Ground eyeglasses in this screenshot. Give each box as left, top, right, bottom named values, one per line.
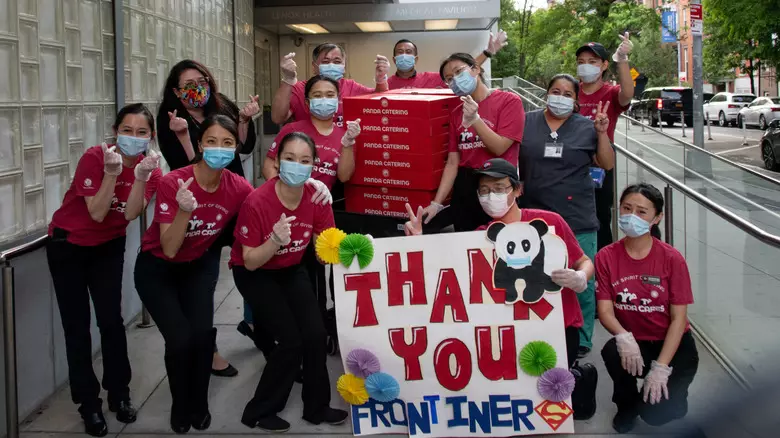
left=444, top=66, right=472, bottom=86
left=179, top=77, right=210, bottom=89
left=477, top=185, right=513, bottom=197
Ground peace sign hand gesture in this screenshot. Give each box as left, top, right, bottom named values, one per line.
left=168, top=110, right=188, bottom=134
left=404, top=203, right=424, bottom=236
left=175, top=177, right=198, bottom=212
left=612, top=32, right=633, bottom=63
left=240, top=95, right=261, bottom=122
left=594, top=100, right=611, bottom=134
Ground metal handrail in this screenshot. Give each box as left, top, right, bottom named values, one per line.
left=0, top=234, right=49, bottom=264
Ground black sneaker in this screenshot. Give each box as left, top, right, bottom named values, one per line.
left=81, top=411, right=108, bottom=437
left=108, top=400, right=137, bottom=424
left=248, top=415, right=291, bottom=433
left=571, top=361, right=598, bottom=420
left=191, top=411, right=212, bottom=430
left=211, top=363, right=238, bottom=377
left=304, top=407, right=349, bottom=425
left=577, top=346, right=591, bottom=359
left=612, top=409, right=638, bottom=434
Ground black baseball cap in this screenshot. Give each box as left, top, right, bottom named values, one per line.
left=474, top=158, right=521, bottom=186
left=576, top=42, right=609, bottom=61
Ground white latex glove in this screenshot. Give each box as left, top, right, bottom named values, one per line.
left=239, top=95, right=261, bottom=122
left=374, top=55, right=390, bottom=84
left=486, top=29, right=508, bottom=55
left=460, top=96, right=480, bottom=128
left=102, top=143, right=123, bottom=176
left=342, top=118, right=361, bottom=148
left=615, top=332, right=644, bottom=377
left=551, top=269, right=588, bottom=293
left=168, top=110, right=188, bottom=135
left=271, top=213, right=296, bottom=246
left=404, top=203, right=424, bottom=236
left=612, top=32, right=633, bottom=63
left=281, top=52, right=298, bottom=86
left=643, top=361, right=672, bottom=405
left=175, top=177, right=198, bottom=213
left=305, top=178, right=333, bottom=205
left=421, top=202, right=444, bottom=225
left=134, top=150, right=160, bottom=182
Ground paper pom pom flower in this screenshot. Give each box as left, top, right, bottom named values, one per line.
left=518, top=341, right=557, bottom=376
left=316, top=227, right=347, bottom=264
left=537, top=368, right=576, bottom=402
left=365, top=372, right=400, bottom=403
left=339, top=234, right=375, bottom=269
left=346, top=349, right=381, bottom=379
left=337, top=374, right=369, bottom=406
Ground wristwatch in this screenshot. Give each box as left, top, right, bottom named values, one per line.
left=483, top=50, right=493, bottom=58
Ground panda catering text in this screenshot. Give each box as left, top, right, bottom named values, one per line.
left=362, top=108, right=409, bottom=116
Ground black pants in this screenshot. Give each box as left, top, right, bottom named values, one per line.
left=601, top=331, right=699, bottom=426
left=233, top=265, right=330, bottom=423
left=565, top=326, right=579, bottom=368
left=452, top=167, right=491, bottom=232
left=134, top=250, right=220, bottom=418
left=46, top=234, right=131, bottom=414
left=595, top=169, right=614, bottom=251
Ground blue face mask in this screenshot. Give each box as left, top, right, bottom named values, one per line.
left=506, top=255, right=532, bottom=268
left=279, top=160, right=312, bottom=187
left=202, top=147, right=235, bottom=170
left=318, top=63, right=345, bottom=81
left=309, top=98, right=338, bottom=120
left=450, top=69, right=478, bottom=96
left=116, top=134, right=150, bottom=157
left=618, top=214, right=651, bottom=238
left=395, top=54, right=416, bottom=72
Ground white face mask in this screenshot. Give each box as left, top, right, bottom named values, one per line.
left=478, top=192, right=513, bottom=218
left=577, top=63, right=602, bottom=83
left=547, top=94, right=575, bottom=118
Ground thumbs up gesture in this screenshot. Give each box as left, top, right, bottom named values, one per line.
left=281, top=52, right=298, bottom=85
left=102, top=142, right=123, bottom=176
left=168, top=110, right=188, bottom=134
left=342, top=118, right=361, bottom=147
left=240, top=95, right=261, bottom=122
left=134, top=149, right=160, bottom=182
left=270, top=213, right=296, bottom=246
left=175, top=177, right=198, bottom=212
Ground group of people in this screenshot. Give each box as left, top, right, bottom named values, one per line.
left=44, top=30, right=698, bottom=438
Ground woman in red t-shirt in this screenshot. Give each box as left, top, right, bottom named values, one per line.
left=421, top=53, right=526, bottom=232
left=596, top=183, right=698, bottom=433
left=46, top=103, right=161, bottom=436
left=134, top=115, right=253, bottom=434
left=231, top=132, right=346, bottom=433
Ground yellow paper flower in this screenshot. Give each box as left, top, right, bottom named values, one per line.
left=337, top=373, right=369, bottom=406
left=316, top=227, right=347, bottom=264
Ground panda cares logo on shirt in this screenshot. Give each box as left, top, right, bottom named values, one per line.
left=613, top=284, right=666, bottom=314
left=83, top=178, right=93, bottom=188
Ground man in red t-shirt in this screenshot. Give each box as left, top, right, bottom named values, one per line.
left=575, top=36, right=634, bottom=251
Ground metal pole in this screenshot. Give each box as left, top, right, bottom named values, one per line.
left=706, top=112, right=713, bottom=140
left=741, top=117, right=749, bottom=146
left=677, top=40, right=682, bottom=86
left=137, top=209, right=153, bottom=329
left=691, top=0, right=705, bottom=150
left=681, top=111, right=686, bottom=137
left=664, top=185, right=674, bottom=246
left=2, top=264, right=19, bottom=438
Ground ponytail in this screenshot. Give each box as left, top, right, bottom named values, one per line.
left=650, top=224, right=662, bottom=240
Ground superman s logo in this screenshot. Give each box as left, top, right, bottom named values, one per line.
left=534, top=400, right=573, bottom=431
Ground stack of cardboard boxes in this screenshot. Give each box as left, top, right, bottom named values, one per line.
left=343, top=90, right=460, bottom=219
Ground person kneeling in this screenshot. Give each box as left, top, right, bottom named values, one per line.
left=231, top=132, right=348, bottom=433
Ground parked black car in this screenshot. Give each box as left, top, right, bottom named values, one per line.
left=630, top=86, right=693, bottom=127
left=760, top=118, right=780, bottom=171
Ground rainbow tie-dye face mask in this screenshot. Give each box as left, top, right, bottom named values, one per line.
left=179, top=83, right=210, bottom=108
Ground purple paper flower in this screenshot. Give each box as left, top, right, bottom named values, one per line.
left=346, top=349, right=381, bottom=378
left=537, top=368, right=576, bottom=402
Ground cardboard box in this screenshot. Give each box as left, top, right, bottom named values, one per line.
left=351, top=165, right=443, bottom=191
left=345, top=185, right=441, bottom=219
left=356, top=149, right=448, bottom=172
left=357, top=132, right=449, bottom=155
left=384, top=88, right=456, bottom=96
left=360, top=114, right=450, bottom=138
left=343, top=93, right=459, bottom=120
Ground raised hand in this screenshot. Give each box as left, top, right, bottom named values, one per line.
left=375, top=55, right=390, bottom=83
left=594, top=100, right=611, bottom=133
left=612, top=32, right=633, bottom=62
left=281, top=52, right=298, bottom=85
left=239, top=95, right=261, bottom=122
left=134, top=149, right=160, bottom=182
left=271, top=213, right=296, bottom=246
left=175, top=177, right=198, bottom=212
left=342, top=118, right=361, bottom=147
left=487, top=29, right=508, bottom=55
left=168, top=110, right=188, bottom=134
left=403, top=203, right=424, bottom=236
left=461, top=95, right=481, bottom=128
left=102, top=142, right=123, bottom=176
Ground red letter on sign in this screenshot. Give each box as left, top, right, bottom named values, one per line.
left=386, top=251, right=427, bottom=306
left=433, top=338, right=472, bottom=391
left=389, top=327, right=428, bottom=381
left=344, top=272, right=382, bottom=327
left=468, top=249, right=505, bottom=304
left=513, top=300, right=554, bottom=321
left=475, top=326, right=518, bottom=381
left=430, top=269, right=469, bottom=323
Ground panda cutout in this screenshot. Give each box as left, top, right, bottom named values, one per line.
left=486, top=219, right=569, bottom=304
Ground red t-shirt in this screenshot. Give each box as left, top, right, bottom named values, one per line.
left=449, top=90, right=525, bottom=169
left=477, top=209, right=585, bottom=328
left=267, top=119, right=346, bottom=189
left=578, top=83, right=629, bottom=142
left=595, top=238, right=693, bottom=341
left=388, top=71, right=447, bottom=90
left=49, top=145, right=162, bottom=246
left=141, top=166, right=253, bottom=263
left=290, top=78, right=374, bottom=127
left=230, top=177, right=335, bottom=270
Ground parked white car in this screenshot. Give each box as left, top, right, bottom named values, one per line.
left=703, top=92, right=756, bottom=127
left=737, top=96, right=780, bottom=130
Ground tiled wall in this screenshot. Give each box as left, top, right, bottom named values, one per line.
left=0, top=0, right=254, bottom=246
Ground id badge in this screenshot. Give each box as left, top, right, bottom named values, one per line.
left=590, top=167, right=606, bottom=188
left=544, top=142, right=563, bottom=158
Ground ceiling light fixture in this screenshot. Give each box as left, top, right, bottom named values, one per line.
left=286, top=24, right=329, bottom=34
left=355, top=22, right=393, bottom=32
left=424, top=19, right=459, bottom=30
